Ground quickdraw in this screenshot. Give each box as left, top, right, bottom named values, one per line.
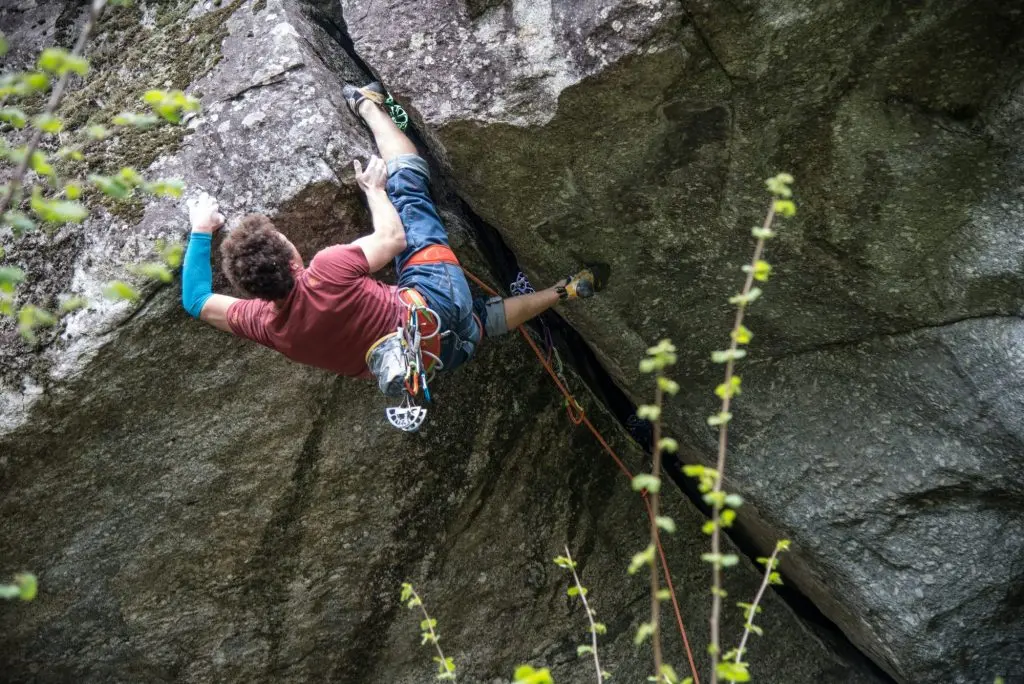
left=382, top=290, right=443, bottom=432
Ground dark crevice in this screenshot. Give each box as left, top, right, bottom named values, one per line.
left=325, top=6, right=893, bottom=682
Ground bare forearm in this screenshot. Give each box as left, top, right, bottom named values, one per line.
left=365, top=188, right=406, bottom=247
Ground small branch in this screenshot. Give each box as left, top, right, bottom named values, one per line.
left=409, top=586, right=455, bottom=681
left=649, top=382, right=665, bottom=680
left=563, top=546, right=604, bottom=684
left=734, top=547, right=781, bottom=664
left=0, top=0, right=107, bottom=216
left=709, top=201, right=775, bottom=684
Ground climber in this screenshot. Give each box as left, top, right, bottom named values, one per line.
left=180, top=80, right=608, bottom=425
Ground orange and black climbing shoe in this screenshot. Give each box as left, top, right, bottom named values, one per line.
left=558, top=263, right=611, bottom=300
left=343, top=81, right=387, bottom=116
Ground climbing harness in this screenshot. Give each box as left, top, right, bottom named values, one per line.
left=384, top=93, right=409, bottom=131
left=366, top=288, right=444, bottom=432
left=463, top=267, right=701, bottom=684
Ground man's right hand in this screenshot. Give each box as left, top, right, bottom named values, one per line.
left=353, top=155, right=388, bottom=194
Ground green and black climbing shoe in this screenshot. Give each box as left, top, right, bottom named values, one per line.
left=558, top=263, right=611, bottom=300
left=343, top=81, right=387, bottom=117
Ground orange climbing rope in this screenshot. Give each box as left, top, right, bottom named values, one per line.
left=464, top=269, right=701, bottom=684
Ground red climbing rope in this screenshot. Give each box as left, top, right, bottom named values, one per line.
left=463, top=269, right=701, bottom=684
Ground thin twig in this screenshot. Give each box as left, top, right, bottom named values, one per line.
left=734, top=546, right=780, bottom=664
left=709, top=202, right=776, bottom=684
left=649, top=382, right=665, bottom=680
left=0, top=0, right=107, bottom=215
left=409, top=586, right=455, bottom=680
left=563, top=546, right=604, bottom=684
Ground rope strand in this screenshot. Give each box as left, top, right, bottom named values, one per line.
left=464, top=268, right=700, bottom=684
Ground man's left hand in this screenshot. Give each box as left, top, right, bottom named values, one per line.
left=187, top=192, right=225, bottom=234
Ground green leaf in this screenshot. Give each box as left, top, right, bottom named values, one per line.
left=764, top=173, right=794, bottom=198
left=118, top=167, right=144, bottom=186
left=631, top=474, right=661, bottom=494
left=144, top=178, right=185, bottom=198
left=513, top=665, right=554, bottom=684
left=3, top=211, right=35, bottom=236
left=658, top=437, right=678, bottom=453
left=102, top=280, right=140, bottom=302
left=773, top=199, right=796, bottom=218
left=64, top=182, right=83, bottom=200
left=660, top=664, right=681, bottom=684
left=129, top=262, right=173, bottom=284
left=552, top=555, right=576, bottom=570
left=724, top=493, right=744, bottom=508
left=701, top=520, right=715, bottom=535
left=656, top=588, right=671, bottom=600
left=577, top=644, right=593, bottom=657
left=728, top=288, right=762, bottom=306
left=635, top=404, right=661, bottom=421
left=22, top=71, right=50, bottom=92
left=420, top=618, right=437, bottom=631
left=158, top=241, right=184, bottom=268
left=38, top=47, right=89, bottom=76
left=142, top=89, right=201, bottom=124
left=86, top=124, right=110, bottom=140
left=34, top=113, right=63, bottom=133
left=30, top=150, right=54, bottom=176
left=731, top=325, right=753, bottom=344
left=707, top=411, right=732, bottom=426
left=88, top=174, right=132, bottom=199
left=715, top=376, right=742, bottom=399
left=592, top=622, right=607, bottom=634
left=633, top=621, right=655, bottom=646
left=776, top=539, right=791, bottom=552
left=639, top=358, right=657, bottom=373
left=716, top=660, right=750, bottom=682
left=0, top=266, right=24, bottom=294
left=112, top=112, right=160, bottom=128
left=17, top=305, right=57, bottom=342
left=711, top=349, right=747, bottom=363
left=746, top=259, right=772, bottom=282
left=655, top=515, right=676, bottom=533
left=567, top=586, right=587, bottom=598
left=399, top=582, right=414, bottom=602
left=751, top=226, right=776, bottom=240
left=30, top=188, right=87, bottom=223
left=657, top=376, right=680, bottom=395
left=0, top=107, right=27, bottom=128
left=16, top=573, right=37, bottom=600
left=721, top=509, right=736, bottom=527
left=768, top=572, right=783, bottom=585
left=628, top=545, right=655, bottom=575
left=721, top=554, right=739, bottom=567
left=59, top=295, right=88, bottom=313
left=57, top=146, right=84, bottom=162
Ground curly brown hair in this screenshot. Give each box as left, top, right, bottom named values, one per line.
left=220, top=214, right=296, bottom=300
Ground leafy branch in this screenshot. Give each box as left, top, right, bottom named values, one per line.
left=400, top=582, right=456, bottom=681
left=700, top=173, right=795, bottom=684
left=0, top=0, right=109, bottom=216
left=633, top=340, right=683, bottom=684
left=554, top=546, right=609, bottom=683
left=731, top=540, right=790, bottom=667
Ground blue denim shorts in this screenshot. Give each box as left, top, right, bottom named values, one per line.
left=387, top=155, right=482, bottom=372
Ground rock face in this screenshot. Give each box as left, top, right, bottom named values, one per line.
left=0, top=1, right=880, bottom=683
left=343, top=0, right=1024, bottom=681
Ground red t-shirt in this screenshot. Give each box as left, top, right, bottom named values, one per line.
left=227, top=244, right=404, bottom=377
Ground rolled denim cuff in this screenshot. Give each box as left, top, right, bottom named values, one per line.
left=386, top=153, right=430, bottom=180
left=483, top=295, right=509, bottom=337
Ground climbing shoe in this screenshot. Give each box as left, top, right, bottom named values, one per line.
left=342, top=81, right=387, bottom=117
left=558, top=263, right=611, bottom=300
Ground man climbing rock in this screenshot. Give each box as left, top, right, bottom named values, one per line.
left=180, top=81, right=608, bottom=428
